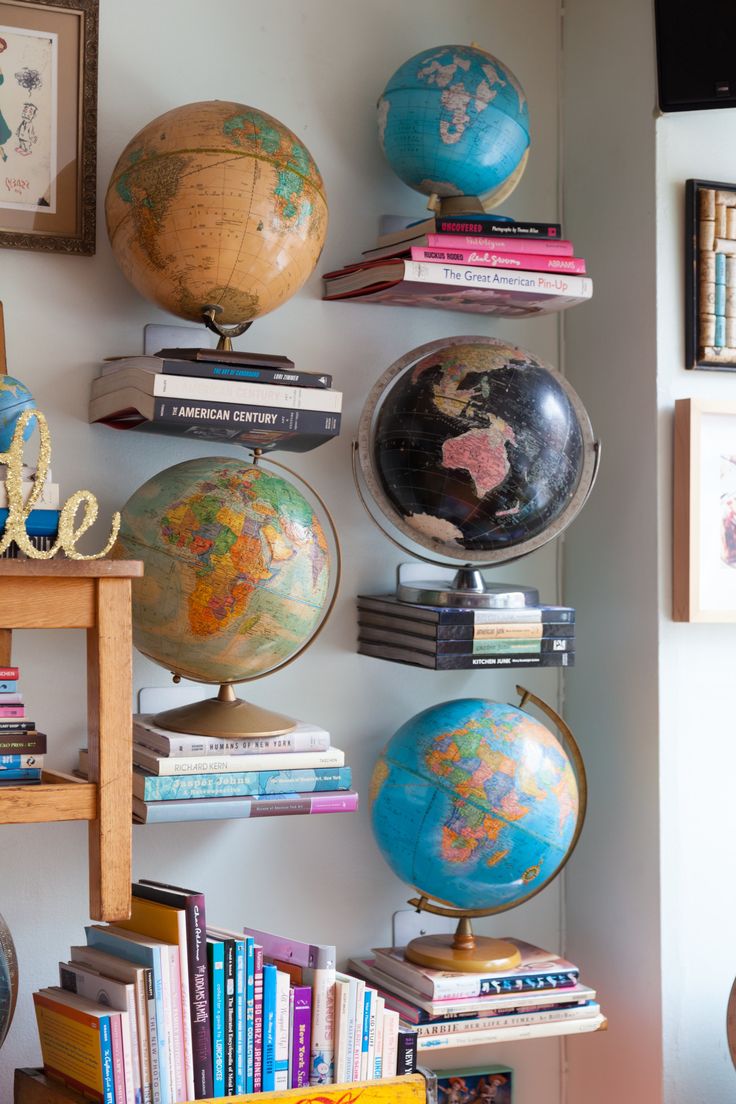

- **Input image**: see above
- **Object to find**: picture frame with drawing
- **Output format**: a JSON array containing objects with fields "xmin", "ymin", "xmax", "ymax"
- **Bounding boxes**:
[
  {"xmin": 0, "ymin": 0, "xmax": 97, "ymax": 255},
  {"xmin": 673, "ymin": 398, "xmax": 736, "ymax": 621}
]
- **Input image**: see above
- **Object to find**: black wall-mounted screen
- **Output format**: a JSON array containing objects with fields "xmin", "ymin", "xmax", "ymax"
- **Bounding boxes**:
[{"xmin": 655, "ymin": 0, "xmax": 736, "ymax": 111}]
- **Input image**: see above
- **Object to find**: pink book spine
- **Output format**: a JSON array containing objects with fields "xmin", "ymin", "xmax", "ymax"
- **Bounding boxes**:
[
  {"xmin": 0, "ymin": 706, "xmax": 24, "ymax": 717},
  {"xmin": 412, "ymin": 246, "xmax": 586, "ymax": 274},
  {"xmin": 426, "ymin": 233, "xmax": 575, "ymax": 256},
  {"xmin": 253, "ymin": 945, "xmax": 264, "ymax": 1093},
  {"xmin": 109, "ymin": 1013, "xmax": 127, "ymax": 1103}
]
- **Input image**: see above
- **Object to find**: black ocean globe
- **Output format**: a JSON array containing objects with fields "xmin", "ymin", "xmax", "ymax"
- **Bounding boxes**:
[{"xmin": 358, "ymin": 337, "xmax": 597, "ymax": 564}]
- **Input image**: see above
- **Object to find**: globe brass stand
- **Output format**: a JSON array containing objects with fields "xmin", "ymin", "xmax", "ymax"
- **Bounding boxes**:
[
  {"xmin": 400, "ymin": 687, "xmax": 587, "ymax": 973},
  {"xmin": 202, "ymin": 305, "xmax": 254, "ymax": 352}
]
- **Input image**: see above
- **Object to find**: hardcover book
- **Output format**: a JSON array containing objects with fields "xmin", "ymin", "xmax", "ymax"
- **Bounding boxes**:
[
  {"xmin": 356, "ymin": 594, "xmax": 575, "ymax": 624},
  {"xmin": 132, "ymin": 790, "xmax": 359, "ymax": 823},
  {"xmin": 132, "ymin": 765, "xmax": 352, "ymax": 802}
]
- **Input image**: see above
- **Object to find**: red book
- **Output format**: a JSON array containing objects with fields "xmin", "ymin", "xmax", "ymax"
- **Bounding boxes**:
[
  {"xmin": 0, "ymin": 667, "xmax": 19, "ymax": 680},
  {"xmin": 411, "ymin": 246, "xmax": 586, "ymax": 274}
]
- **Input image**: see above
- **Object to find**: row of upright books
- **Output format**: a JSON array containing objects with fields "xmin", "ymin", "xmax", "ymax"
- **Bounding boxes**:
[
  {"xmin": 88, "ymin": 346, "xmax": 341, "ymax": 453},
  {"xmin": 357, "ymin": 594, "xmax": 576, "ymax": 670},
  {"xmin": 0, "ymin": 664, "xmax": 45, "ymax": 784},
  {"xmin": 33, "ymin": 879, "xmax": 418, "ymax": 1104},
  {"xmin": 78, "ymin": 714, "xmax": 358, "ymax": 824},
  {"xmin": 322, "ymin": 212, "xmax": 593, "ymax": 317},
  {"xmin": 349, "ymin": 937, "xmax": 606, "ymax": 1054}
]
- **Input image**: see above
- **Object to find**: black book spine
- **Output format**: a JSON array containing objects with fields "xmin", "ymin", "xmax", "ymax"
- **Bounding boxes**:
[
  {"xmin": 223, "ymin": 939, "xmax": 236, "ymax": 1094},
  {"xmin": 153, "ymin": 397, "xmax": 341, "ymax": 436},
  {"xmin": 356, "ymin": 597, "xmax": 576, "ymax": 624},
  {"xmin": 156, "ymin": 348, "xmax": 296, "ymax": 371},
  {"xmin": 435, "ymin": 217, "xmax": 563, "ymax": 238},
  {"xmin": 161, "ymin": 360, "xmax": 332, "ymax": 389},
  {"xmin": 133, "ymin": 883, "xmax": 213, "ymax": 1097},
  {"xmin": 0, "ymin": 732, "xmax": 46, "ymax": 753},
  {"xmin": 396, "ymin": 1027, "xmax": 418, "ymax": 1074},
  {"xmin": 358, "ymin": 642, "xmax": 575, "ymax": 669},
  {"xmin": 357, "ymin": 614, "xmax": 576, "ymax": 640},
  {"xmin": 359, "ymin": 633, "xmax": 574, "ymax": 655}
]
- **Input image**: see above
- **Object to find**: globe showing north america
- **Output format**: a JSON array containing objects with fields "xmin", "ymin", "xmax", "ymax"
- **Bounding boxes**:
[
  {"xmin": 115, "ymin": 458, "xmax": 330, "ymax": 683},
  {"xmin": 105, "ymin": 100, "xmax": 328, "ymax": 324},
  {"xmin": 370, "ymin": 698, "xmax": 584, "ymax": 913},
  {"xmin": 359, "ymin": 338, "xmax": 596, "ymax": 564},
  {"xmin": 378, "ymin": 44, "xmax": 530, "ymax": 208}
]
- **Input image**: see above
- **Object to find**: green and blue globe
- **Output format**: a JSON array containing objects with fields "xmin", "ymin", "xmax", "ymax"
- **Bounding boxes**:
[
  {"xmin": 378, "ymin": 44, "xmax": 530, "ymax": 208},
  {"xmin": 0, "ymin": 377, "xmax": 35, "ymax": 452},
  {"xmin": 370, "ymin": 697, "xmax": 584, "ymax": 913}
]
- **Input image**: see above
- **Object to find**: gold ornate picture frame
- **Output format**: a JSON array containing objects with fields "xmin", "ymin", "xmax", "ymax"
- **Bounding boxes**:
[
  {"xmin": 673, "ymin": 398, "xmax": 736, "ymax": 621},
  {"xmin": 0, "ymin": 0, "xmax": 97, "ymax": 255}
]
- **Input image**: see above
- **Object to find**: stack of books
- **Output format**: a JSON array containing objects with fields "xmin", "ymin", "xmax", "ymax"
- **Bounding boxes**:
[
  {"xmin": 322, "ymin": 213, "xmax": 593, "ymax": 316},
  {"xmin": 88, "ymin": 346, "xmax": 342, "ymax": 453},
  {"xmin": 32, "ymin": 879, "xmax": 418, "ymax": 1104},
  {"xmin": 357, "ymin": 594, "xmax": 576, "ymax": 670},
  {"xmin": 0, "ymin": 664, "xmax": 44, "ymax": 785},
  {"xmin": 78, "ymin": 714, "xmax": 359, "ymax": 823},
  {"xmin": 349, "ymin": 938, "xmax": 606, "ymax": 1053},
  {"xmin": 0, "ymin": 461, "xmax": 60, "ymax": 555}
]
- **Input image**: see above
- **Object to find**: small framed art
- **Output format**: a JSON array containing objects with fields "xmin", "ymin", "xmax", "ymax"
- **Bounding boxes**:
[
  {"xmin": 0, "ymin": 0, "xmax": 97, "ymax": 255},
  {"xmin": 673, "ymin": 398, "xmax": 736, "ymax": 620},
  {"xmin": 685, "ymin": 178, "xmax": 736, "ymax": 370}
]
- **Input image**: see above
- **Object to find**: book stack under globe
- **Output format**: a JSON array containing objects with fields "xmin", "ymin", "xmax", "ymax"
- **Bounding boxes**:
[
  {"xmin": 0, "ymin": 664, "xmax": 45, "ymax": 786},
  {"xmin": 349, "ymin": 940, "xmax": 606, "ymax": 1052},
  {"xmin": 77, "ymin": 714, "xmax": 358, "ymax": 823}
]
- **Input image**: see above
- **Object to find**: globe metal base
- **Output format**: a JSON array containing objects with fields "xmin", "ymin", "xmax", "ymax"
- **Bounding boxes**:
[
  {"xmin": 397, "ymin": 567, "xmax": 539, "ymax": 610},
  {"xmin": 405, "ymin": 919, "xmax": 522, "ymax": 973},
  {"xmin": 153, "ymin": 683, "xmax": 295, "ymax": 738}
]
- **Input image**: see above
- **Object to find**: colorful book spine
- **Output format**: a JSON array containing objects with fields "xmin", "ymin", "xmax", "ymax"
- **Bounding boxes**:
[
  {"xmin": 157, "ymin": 359, "xmax": 330, "ymax": 389},
  {"xmin": 233, "ymin": 936, "xmax": 246, "ymax": 1094},
  {"xmin": 143, "ymin": 968, "xmax": 160, "ymax": 1104},
  {"xmin": 0, "ymin": 767, "xmax": 41, "ymax": 780},
  {"xmin": 0, "ymin": 667, "xmax": 19, "ymax": 679},
  {"xmin": 108, "ymin": 1012, "xmax": 126, "ymax": 1104},
  {"xmin": 0, "ymin": 508, "xmax": 59, "ymax": 535},
  {"xmin": 0, "ymin": 706, "xmax": 24, "ymax": 718},
  {"xmin": 359, "ymin": 988, "xmax": 373, "ymax": 1081},
  {"xmin": 426, "ymin": 232, "xmax": 574, "ymax": 255},
  {"xmin": 133, "ymin": 880, "xmax": 213, "ymax": 1099},
  {"xmin": 245, "ymin": 937, "xmax": 255, "ymax": 1094},
  {"xmin": 411, "ymin": 245, "xmax": 586, "ymax": 273},
  {"xmin": 0, "ymin": 680, "xmax": 17, "ymax": 693},
  {"xmin": 397, "ymin": 1027, "xmax": 418, "ymax": 1075},
  {"xmin": 291, "ymin": 985, "xmax": 312, "ymax": 1088},
  {"xmin": 134, "ymin": 766, "xmax": 352, "ymax": 802},
  {"xmin": 274, "ymin": 970, "xmax": 290, "ymax": 1090},
  {"xmin": 0, "ymin": 753, "xmax": 43, "ymax": 768},
  {"xmin": 133, "ymin": 790, "xmax": 359, "ymax": 823},
  {"xmin": 33, "ymin": 993, "xmax": 115, "ymax": 1104},
  {"xmin": 262, "ymin": 963, "xmax": 278, "ymax": 1092},
  {"xmin": 253, "ymin": 945, "xmax": 264, "ymax": 1094},
  {"xmin": 222, "ymin": 938, "xmax": 236, "ymax": 1095},
  {"xmin": 373, "ymin": 996, "xmax": 385, "ymax": 1079},
  {"xmin": 207, "ymin": 938, "xmax": 225, "ymax": 1098},
  {"xmin": 434, "ymin": 216, "xmax": 562, "ymax": 237}
]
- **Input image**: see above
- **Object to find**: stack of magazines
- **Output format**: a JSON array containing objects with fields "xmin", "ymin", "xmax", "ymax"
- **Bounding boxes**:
[
  {"xmin": 322, "ymin": 213, "xmax": 593, "ymax": 317},
  {"xmin": 78, "ymin": 714, "xmax": 359, "ymax": 823}
]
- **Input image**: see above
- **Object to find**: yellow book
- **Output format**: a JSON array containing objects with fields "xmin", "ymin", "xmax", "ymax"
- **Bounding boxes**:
[
  {"xmin": 33, "ymin": 989, "xmax": 114, "ymax": 1103},
  {"xmin": 115, "ymin": 894, "xmax": 193, "ymax": 1100}
]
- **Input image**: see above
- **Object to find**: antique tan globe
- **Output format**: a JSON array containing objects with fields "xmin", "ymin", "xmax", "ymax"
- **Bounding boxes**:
[{"xmin": 105, "ymin": 100, "xmax": 328, "ymax": 338}]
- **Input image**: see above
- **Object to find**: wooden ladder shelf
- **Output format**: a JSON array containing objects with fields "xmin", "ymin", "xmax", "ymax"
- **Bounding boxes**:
[{"xmin": 0, "ymin": 560, "xmax": 143, "ymax": 922}]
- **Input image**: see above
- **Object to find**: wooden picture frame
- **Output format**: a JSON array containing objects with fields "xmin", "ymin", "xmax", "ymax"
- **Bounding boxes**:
[
  {"xmin": 673, "ymin": 398, "xmax": 736, "ymax": 620},
  {"xmin": 0, "ymin": 0, "xmax": 97, "ymax": 255},
  {"xmin": 685, "ymin": 178, "xmax": 736, "ymax": 370}
]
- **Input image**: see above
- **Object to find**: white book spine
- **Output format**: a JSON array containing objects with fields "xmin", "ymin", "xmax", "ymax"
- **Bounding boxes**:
[
  {"xmin": 165, "ymin": 946, "xmax": 186, "ymax": 1101},
  {"xmin": 417, "ymin": 1012, "xmax": 606, "ymax": 1051},
  {"xmin": 274, "ymin": 971, "xmax": 290, "ymax": 1091},
  {"xmin": 332, "ymin": 978, "xmax": 351, "ymax": 1084},
  {"xmin": 0, "ymin": 481, "xmax": 60, "ymax": 509},
  {"xmin": 380, "ymin": 1009, "xmax": 399, "ymax": 1079},
  {"xmin": 398, "ymin": 260, "xmax": 592, "ymax": 299},
  {"xmin": 175, "ymin": 939, "xmax": 195, "ymax": 1101},
  {"xmin": 133, "ymin": 745, "xmax": 345, "ymax": 775},
  {"xmin": 307, "ymin": 966, "xmax": 336, "ymax": 1085},
  {"xmin": 154, "ymin": 373, "xmax": 342, "ymax": 413},
  {"xmin": 373, "ymin": 996, "xmax": 384, "ymax": 1080},
  {"xmin": 351, "ymin": 979, "xmax": 365, "ymax": 1082}
]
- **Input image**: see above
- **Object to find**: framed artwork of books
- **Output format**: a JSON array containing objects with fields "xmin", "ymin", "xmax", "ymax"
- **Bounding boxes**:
[
  {"xmin": 0, "ymin": 0, "xmax": 98, "ymax": 255},
  {"xmin": 673, "ymin": 398, "xmax": 736, "ymax": 620},
  {"xmin": 686, "ymin": 178, "xmax": 736, "ymax": 370}
]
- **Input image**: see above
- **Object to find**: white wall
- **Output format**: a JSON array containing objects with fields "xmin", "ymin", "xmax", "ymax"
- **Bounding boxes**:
[
  {"xmin": 562, "ymin": 2, "xmax": 663, "ymax": 1103},
  {"xmin": 656, "ymin": 114, "xmax": 736, "ymax": 1103},
  {"xmin": 0, "ymin": 2, "xmax": 571, "ymax": 1100}
]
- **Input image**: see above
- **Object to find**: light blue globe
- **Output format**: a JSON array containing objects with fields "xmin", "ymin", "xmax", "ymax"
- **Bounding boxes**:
[
  {"xmin": 378, "ymin": 44, "xmax": 530, "ymax": 209},
  {"xmin": 0, "ymin": 377, "xmax": 35, "ymax": 452},
  {"xmin": 370, "ymin": 698, "xmax": 584, "ymax": 913}
]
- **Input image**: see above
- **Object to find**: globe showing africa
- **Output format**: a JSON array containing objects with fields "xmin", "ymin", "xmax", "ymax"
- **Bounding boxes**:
[
  {"xmin": 370, "ymin": 698, "xmax": 584, "ymax": 913},
  {"xmin": 358, "ymin": 337, "xmax": 596, "ymax": 564},
  {"xmin": 378, "ymin": 44, "xmax": 530, "ymax": 208},
  {"xmin": 115, "ymin": 458, "xmax": 330, "ymax": 683},
  {"xmin": 105, "ymin": 101, "xmax": 328, "ymax": 325}
]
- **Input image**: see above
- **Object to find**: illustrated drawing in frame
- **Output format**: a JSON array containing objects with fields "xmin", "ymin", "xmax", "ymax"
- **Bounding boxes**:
[
  {"xmin": 685, "ymin": 178, "xmax": 736, "ymax": 371},
  {"xmin": 673, "ymin": 398, "xmax": 736, "ymax": 621},
  {"xmin": 0, "ymin": 0, "xmax": 97, "ymax": 254}
]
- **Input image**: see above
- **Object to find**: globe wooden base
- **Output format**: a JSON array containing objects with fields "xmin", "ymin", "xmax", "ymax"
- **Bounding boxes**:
[
  {"xmin": 405, "ymin": 918, "xmax": 522, "ymax": 973},
  {"xmin": 153, "ymin": 683, "xmax": 295, "ymax": 738}
]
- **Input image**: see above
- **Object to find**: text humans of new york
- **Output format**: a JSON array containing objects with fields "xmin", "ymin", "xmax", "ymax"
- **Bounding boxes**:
[{"xmin": 440, "ymin": 267, "xmax": 572, "ymax": 294}]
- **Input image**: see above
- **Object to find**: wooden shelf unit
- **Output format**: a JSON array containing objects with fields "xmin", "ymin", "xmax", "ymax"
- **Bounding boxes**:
[
  {"xmin": 0, "ymin": 560, "xmax": 143, "ymax": 922},
  {"xmin": 14, "ymin": 1069, "xmax": 432, "ymax": 1104}
]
